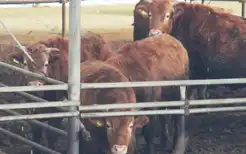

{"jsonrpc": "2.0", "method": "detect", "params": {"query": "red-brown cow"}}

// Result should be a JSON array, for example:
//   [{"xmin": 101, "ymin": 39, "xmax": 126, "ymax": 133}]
[
  {"xmin": 80, "ymin": 60, "xmax": 149, "ymax": 154},
  {"xmin": 105, "ymin": 34, "xmax": 189, "ymax": 153},
  {"xmin": 9, "ymin": 32, "xmax": 112, "ymax": 154},
  {"xmin": 134, "ymin": 0, "xmax": 246, "ymax": 99},
  {"xmin": 10, "ymin": 32, "xmax": 112, "ymax": 86}
]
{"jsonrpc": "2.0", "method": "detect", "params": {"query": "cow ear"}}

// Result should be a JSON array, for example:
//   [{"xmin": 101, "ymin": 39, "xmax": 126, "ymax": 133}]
[
  {"xmin": 46, "ymin": 48, "xmax": 61, "ymax": 63},
  {"xmin": 143, "ymin": 0, "xmax": 152, "ymax": 3},
  {"xmin": 172, "ymin": 7, "xmax": 184, "ymax": 21},
  {"xmin": 134, "ymin": 116, "xmax": 149, "ymax": 128},
  {"xmin": 89, "ymin": 118, "xmax": 105, "ymax": 128},
  {"xmin": 9, "ymin": 53, "xmax": 24, "ymax": 64}
]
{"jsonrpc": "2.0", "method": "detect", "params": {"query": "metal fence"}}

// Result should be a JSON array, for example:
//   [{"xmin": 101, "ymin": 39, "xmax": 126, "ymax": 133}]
[
  {"xmin": 0, "ymin": 0, "xmax": 80, "ymax": 153},
  {"xmin": 0, "ymin": 0, "xmax": 67, "ymax": 37},
  {"xmin": 0, "ymin": 1, "xmax": 246, "ymax": 154}
]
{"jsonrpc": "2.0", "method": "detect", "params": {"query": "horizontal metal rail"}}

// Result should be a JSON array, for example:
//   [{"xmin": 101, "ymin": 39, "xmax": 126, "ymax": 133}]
[
  {"xmin": 0, "ymin": 0, "xmax": 61, "ymax": 5},
  {"xmin": 0, "ymin": 83, "xmax": 75, "ymax": 136},
  {"xmin": 0, "ymin": 83, "xmax": 68, "ymax": 112},
  {"xmin": 0, "ymin": 101, "xmax": 78, "ymax": 110},
  {"xmin": 81, "ymin": 109, "xmax": 184, "ymax": 118},
  {"xmin": 81, "ymin": 78, "xmax": 246, "ymax": 89},
  {"xmin": 79, "ymin": 97, "xmax": 246, "ymax": 111},
  {"xmin": 0, "ymin": 127, "xmax": 60, "ymax": 154},
  {"xmin": 80, "ymin": 101, "xmax": 183, "ymax": 111},
  {"xmin": 0, "ymin": 84, "xmax": 67, "ymax": 93},
  {"xmin": 0, "ymin": 111, "xmax": 79, "ymax": 121},
  {"xmin": 0, "ymin": 61, "xmax": 63, "ymax": 85},
  {"xmin": 0, "ymin": 83, "xmax": 68, "ymax": 135},
  {"xmin": 4, "ymin": 59, "xmax": 246, "ymax": 90},
  {"xmin": 80, "ymin": 105, "xmax": 246, "ymax": 118},
  {"xmin": 3, "ymin": 109, "xmax": 67, "ymax": 136},
  {"xmin": 190, "ymin": 106, "xmax": 246, "ymax": 114}
]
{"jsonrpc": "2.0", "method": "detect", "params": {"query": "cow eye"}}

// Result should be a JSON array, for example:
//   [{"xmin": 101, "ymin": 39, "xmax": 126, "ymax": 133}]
[{"xmin": 165, "ymin": 13, "xmax": 170, "ymax": 19}]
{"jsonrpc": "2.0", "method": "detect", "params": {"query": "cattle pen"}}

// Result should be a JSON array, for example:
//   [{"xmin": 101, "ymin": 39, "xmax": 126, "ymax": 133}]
[{"xmin": 0, "ymin": 1, "xmax": 246, "ymax": 154}]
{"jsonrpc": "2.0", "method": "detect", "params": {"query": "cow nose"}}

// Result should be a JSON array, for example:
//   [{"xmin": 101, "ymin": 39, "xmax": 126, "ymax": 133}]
[
  {"xmin": 112, "ymin": 145, "xmax": 127, "ymax": 154},
  {"xmin": 28, "ymin": 81, "xmax": 44, "ymax": 86},
  {"xmin": 149, "ymin": 29, "xmax": 163, "ymax": 37}
]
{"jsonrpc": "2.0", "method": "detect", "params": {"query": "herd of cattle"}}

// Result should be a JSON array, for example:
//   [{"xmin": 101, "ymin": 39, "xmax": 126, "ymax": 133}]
[{"xmin": 5, "ymin": 0, "xmax": 246, "ymax": 154}]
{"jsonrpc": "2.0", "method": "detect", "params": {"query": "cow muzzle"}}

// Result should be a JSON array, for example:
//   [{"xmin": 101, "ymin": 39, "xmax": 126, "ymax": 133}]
[
  {"xmin": 28, "ymin": 80, "xmax": 44, "ymax": 86},
  {"xmin": 149, "ymin": 29, "xmax": 163, "ymax": 37},
  {"xmin": 111, "ymin": 145, "xmax": 127, "ymax": 154}
]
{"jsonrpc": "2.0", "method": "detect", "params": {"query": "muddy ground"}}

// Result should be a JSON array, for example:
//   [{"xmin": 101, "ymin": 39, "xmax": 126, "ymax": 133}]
[{"xmin": 0, "ymin": 37, "xmax": 246, "ymax": 154}]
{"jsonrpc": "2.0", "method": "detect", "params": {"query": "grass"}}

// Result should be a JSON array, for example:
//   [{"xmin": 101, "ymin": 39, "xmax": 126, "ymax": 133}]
[
  {"xmin": 0, "ymin": 4, "xmax": 136, "ymax": 42},
  {"xmin": 0, "ymin": 4, "xmax": 135, "ymax": 18},
  {"xmin": 0, "ymin": 2, "xmax": 244, "ymax": 43},
  {"xmin": 81, "ymin": 4, "xmax": 135, "ymax": 16}
]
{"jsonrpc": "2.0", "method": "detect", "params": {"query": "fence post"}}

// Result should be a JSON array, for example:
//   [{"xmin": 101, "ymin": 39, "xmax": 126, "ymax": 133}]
[
  {"xmin": 67, "ymin": 0, "xmax": 81, "ymax": 153},
  {"xmin": 172, "ymin": 86, "xmax": 189, "ymax": 154},
  {"xmin": 242, "ymin": 0, "xmax": 245, "ymax": 18},
  {"xmin": 61, "ymin": 0, "xmax": 66, "ymax": 37}
]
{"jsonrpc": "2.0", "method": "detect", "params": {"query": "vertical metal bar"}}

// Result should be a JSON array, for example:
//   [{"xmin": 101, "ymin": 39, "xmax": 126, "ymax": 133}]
[
  {"xmin": 62, "ymin": 0, "xmax": 66, "ymax": 37},
  {"xmin": 67, "ymin": 0, "xmax": 81, "ymax": 153},
  {"xmin": 242, "ymin": 1, "xmax": 245, "ymax": 18},
  {"xmin": 172, "ymin": 86, "xmax": 189, "ymax": 154}
]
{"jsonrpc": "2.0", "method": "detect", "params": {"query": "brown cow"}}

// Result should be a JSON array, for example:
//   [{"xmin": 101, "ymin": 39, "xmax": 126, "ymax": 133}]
[
  {"xmin": 79, "ymin": 60, "xmax": 149, "ymax": 154},
  {"xmin": 10, "ymin": 32, "xmax": 112, "ymax": 86},
  {"xmin": 105, "ymin": 33, "xmax": 189, "ymax": 153},
  {"xmin": 8, "ymin": 32, "xmax": 112, "ymax": 154},
  {"xmin": 38, "ymin": 31, "xmax": 113, "ymax": 63},
  {"xmin": 134, "ymin": 0, "xmax": 246, "ymax": 99}
]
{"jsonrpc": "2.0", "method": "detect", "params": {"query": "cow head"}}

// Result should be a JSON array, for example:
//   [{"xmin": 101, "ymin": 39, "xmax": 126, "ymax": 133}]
[
  {"xmin": 10, "ymin": 43, "xmax": 60, "ymax": 86},
  {"xmin": 133, "ymin": 0, "xmax": 152, "ymax": 41},
  {"xmin": 141, "ymin": 0, "xmax": 181, "ymax": 36},
  {"xmin": 89, "ymin": 114, "xmax": 149, "ymax": 154}
]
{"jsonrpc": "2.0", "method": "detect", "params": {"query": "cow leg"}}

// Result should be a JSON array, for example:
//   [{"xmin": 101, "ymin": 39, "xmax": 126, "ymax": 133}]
[
  {"xmin": 159, "ymin": 114, "xmax": 184, "ymax": 153},
  {"xmin": 172, "ymin": 115, "xmax": 180, "ymax": 150},
  {"xmin": 46, "ymin": 118, "xmax": 63, "ymax": 152},
  {"xmin": 172, "ymin": 115, "xmax": 189, "ymax": 154},
  {"xmin": 32, "ymin": 119, "xmax": 45, "ymax": 154},
  {"xmin": 197, "ymin": 85, "xmax": 208, "ymax": 99},
  {"xmin": 142, "ymin": 115, "xmax": 157, "ymax": 154},
  {"xmin": 159, "ymin": 114, "xmax": 175, "ymax": 152}
]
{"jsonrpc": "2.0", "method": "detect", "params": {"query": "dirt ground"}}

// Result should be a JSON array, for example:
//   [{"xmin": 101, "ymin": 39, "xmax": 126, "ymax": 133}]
[{"xmin": 1, "ymin": 4, "xmax": 246, "ymax": 153}]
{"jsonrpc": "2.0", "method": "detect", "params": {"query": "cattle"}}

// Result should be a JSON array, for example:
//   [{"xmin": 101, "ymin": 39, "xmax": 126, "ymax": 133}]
[
  {"xmin": 8, "ymin": 32, "xmax": 112, "ymax": 154},
  {"xmin": 132, "ymin": 0, "xmax": 151, "ymax": 41},
  {"xmin": 105, "ymin": 33, "xmax": 190, "ymax": 153},
  {"xmin": 134, "ymin": 0, "xmax": 246, "ymax": 99},
  {"xmin": 134, "ymin": 0, "xmax": 246, "ymax": 151},
  {"xmin": 79, "ymin": 60, "xmax": 149, "ymax": 154},
  {"xmin": 10, "ymin": 32, "xmax": 112, "ymax": 86}
]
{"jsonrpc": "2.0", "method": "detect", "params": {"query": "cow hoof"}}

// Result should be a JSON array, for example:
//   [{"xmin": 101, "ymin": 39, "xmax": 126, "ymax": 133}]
[{"xmin": 161, "ymin": 139, "xmax": 172, "ymax": 152}]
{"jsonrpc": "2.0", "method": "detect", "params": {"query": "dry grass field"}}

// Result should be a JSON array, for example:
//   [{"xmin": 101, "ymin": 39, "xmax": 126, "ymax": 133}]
[{"xmin": 1, "ymin": 1, "xmax": 246, "ymax": 154}]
